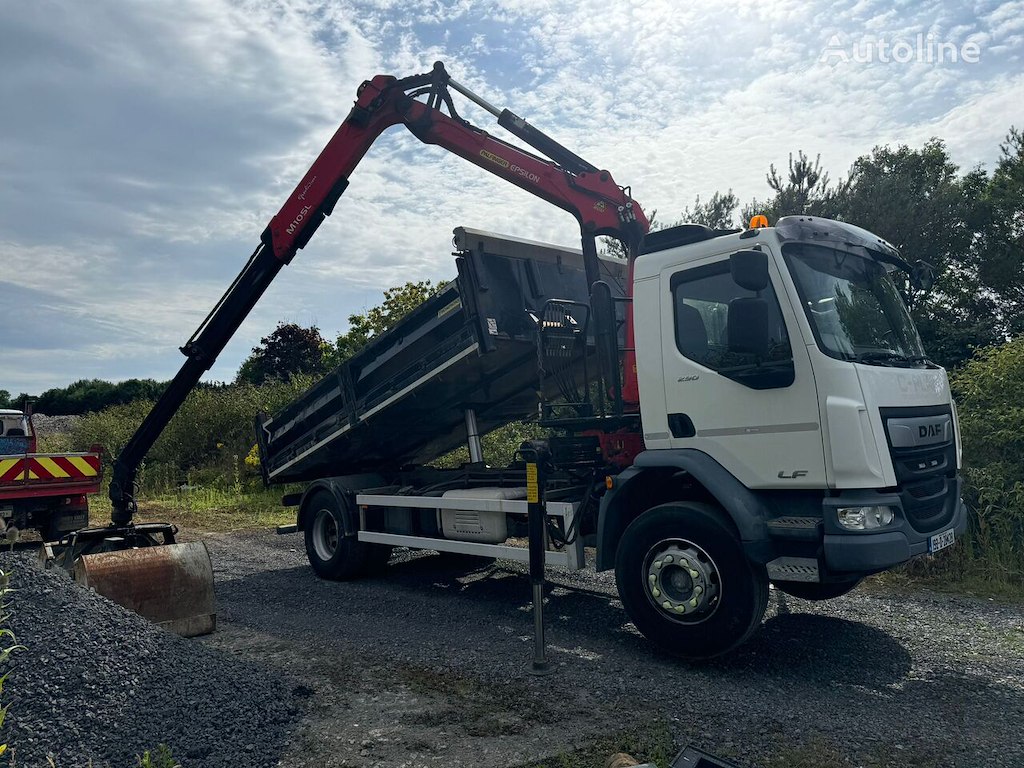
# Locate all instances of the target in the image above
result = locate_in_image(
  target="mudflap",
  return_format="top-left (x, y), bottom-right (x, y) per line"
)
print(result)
top-left (41, 524), bottom-right (216, 637)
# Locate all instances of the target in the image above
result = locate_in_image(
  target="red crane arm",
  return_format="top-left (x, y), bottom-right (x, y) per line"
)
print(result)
top-left (265, 62), bottom-right (648, 264)
top-left (108, 62), bottom-right (647, 525)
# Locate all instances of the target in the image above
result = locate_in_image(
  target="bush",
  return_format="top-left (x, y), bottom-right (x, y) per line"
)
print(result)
top-left (68, 377), bottom-right (317, 491)
top-left (431, 421), bottom-right (548, 469)
top-left (948, 338), bottom-right (1024, 586)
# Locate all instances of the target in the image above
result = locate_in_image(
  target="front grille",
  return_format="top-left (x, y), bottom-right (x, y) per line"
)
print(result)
top-left (880, 406), bottom-right (958, 534)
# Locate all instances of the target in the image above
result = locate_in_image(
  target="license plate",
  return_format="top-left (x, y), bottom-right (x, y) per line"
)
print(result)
top-left (929, 528), bottom-right (955, 554)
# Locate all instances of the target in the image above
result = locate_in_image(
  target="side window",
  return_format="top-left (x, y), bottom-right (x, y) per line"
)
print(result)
top-left (670, 260), bottom-right (794, 389)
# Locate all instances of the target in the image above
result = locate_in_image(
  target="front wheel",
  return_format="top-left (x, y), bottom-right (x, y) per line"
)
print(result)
top-left (303, 490), bottom-right (391, 580)
top-left (615, 503), bottom-right (768, 660)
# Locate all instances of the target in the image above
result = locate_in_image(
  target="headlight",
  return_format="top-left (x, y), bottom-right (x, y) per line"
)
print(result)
top-left (837, 505), bottom-right (895, 531)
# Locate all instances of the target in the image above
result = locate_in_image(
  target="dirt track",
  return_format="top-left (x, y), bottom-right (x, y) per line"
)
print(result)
top-left (200, 529), bottom-right (1024, 768)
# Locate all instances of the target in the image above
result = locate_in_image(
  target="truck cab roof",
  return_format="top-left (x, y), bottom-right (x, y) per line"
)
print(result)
top-left (0, 410), bottom-right (31, 438)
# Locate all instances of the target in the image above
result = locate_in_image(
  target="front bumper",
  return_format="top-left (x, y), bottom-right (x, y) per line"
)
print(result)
top-left (821, 480), bottom-right (967, 574)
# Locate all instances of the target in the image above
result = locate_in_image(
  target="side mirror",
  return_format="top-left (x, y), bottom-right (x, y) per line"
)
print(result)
top-left (730, 249), bottom-right (770, 292)
top-left (910, 260), bottom-right (935, 292)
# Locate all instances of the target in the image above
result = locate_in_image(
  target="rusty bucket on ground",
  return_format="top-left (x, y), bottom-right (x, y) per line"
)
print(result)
top-left (41, 522), bottom-right (217, 638)
top-left (72, 541), bottom-right (216, 637)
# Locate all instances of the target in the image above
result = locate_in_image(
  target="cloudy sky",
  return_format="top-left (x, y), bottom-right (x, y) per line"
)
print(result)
top-left (2, 0), bottom-right (1021, 395)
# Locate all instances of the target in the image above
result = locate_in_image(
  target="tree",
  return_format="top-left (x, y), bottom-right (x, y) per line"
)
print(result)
top-left (599, 210), bottom-right (660, 261)
top-left (0, 391), bottom-right (10, 409)
top-left (977, 127), bottom-right (1024, 335)
top-left (325, 281), bottom-right (444, 367)
top-left (743, 151), bottom-right (840, 222)
top-left (236, 323), bottom-right (327, 385)
top-left (830, 139), bottom-right (998, 366)
top-left (33, 378), bottom-right (167, 415)
top-left (680, 191), bottom-right (740, 230)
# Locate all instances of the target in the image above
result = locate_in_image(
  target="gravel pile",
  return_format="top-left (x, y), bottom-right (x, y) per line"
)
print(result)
top-left (0, 552), bottom-right (302, 767)
top-left (30, 414), bottom-right (81, 437)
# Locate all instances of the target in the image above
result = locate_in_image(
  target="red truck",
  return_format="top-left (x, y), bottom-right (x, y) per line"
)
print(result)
top-left (0, 406), bottom-right (101, 541)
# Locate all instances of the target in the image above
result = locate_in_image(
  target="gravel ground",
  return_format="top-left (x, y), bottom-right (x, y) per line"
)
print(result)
top-left (198, 530), bottom-right (1024, 768)
top-left (0, 551), bottom-right (303, 768)
top-left (3, 531), bottom-right (1021, 767)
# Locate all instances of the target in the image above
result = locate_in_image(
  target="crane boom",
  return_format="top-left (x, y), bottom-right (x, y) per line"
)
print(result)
top-left (108, 60), bottom-right (648, 526)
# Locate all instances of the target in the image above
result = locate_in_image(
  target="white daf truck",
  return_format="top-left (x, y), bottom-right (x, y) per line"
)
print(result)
top-left (259, 217), bottom-right (966, 659)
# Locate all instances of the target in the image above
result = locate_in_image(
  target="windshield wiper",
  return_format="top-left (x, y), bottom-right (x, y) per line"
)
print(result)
top-left (854, 245), bottom-right (935, 291)
top-left (854, 351), bottom-right (934, 367)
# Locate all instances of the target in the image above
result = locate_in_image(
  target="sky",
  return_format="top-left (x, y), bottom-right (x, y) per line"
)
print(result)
top-left (2, 0), bottom-right (1021, 396)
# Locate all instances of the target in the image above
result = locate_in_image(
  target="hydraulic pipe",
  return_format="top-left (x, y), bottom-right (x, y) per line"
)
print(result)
top-left (464, 409), bottom-right (483, 464)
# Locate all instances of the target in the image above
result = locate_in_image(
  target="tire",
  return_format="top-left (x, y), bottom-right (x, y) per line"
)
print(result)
top-left (615, 503), bottom-right (768, 660)
top-left (774, 578), bottom-right (862, 601)
top-left (303, 490), bottom-right (391, 580)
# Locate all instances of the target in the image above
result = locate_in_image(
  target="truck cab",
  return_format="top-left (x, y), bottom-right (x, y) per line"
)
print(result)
top-left (0, 408), bottom-right (33, 454)
top-left (610, 216), bottom-right (964, 584)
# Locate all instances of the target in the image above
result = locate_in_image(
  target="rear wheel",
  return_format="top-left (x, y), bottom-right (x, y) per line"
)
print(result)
top-left (774, 578), bottom-right (862, 601)
top-left (304, 490), bottom-right (391, 580)
top-left (615, 503), bottom-right (768, 660)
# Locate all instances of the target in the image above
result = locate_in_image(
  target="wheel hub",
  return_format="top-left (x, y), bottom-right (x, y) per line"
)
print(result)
top-left (645, 541), bottom-right (720, 622)
top-left (312, 509), bottom-right (339, 561)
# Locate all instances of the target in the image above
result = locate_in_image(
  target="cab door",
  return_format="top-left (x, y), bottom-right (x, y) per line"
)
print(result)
top-left (660, 247), bottom-right (825, 489)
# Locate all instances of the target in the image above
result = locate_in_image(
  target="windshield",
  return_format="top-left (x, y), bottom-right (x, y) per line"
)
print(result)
top-left (783, 242), bottom-right (928, 366)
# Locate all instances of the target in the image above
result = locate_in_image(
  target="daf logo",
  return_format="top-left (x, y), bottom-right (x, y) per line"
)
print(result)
top-left (887, 414), bottom-right (951, 448)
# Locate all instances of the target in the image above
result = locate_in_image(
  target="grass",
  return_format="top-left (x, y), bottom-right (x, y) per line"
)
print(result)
top-left (40, 744), bottom-right (180, 767)
top-left (135, 485), bottom-right (294, 533)
top-left (762, 736), bottom-right (949, 768)
top-left (395, 663), bottom-right (552, 737)
top-left (0, 566), bottom-right (26, 762)
top-left (862, 538), bottom-right (1024, 604)
top-left (762, 738), bottom-right (854, 768)
top-left (518, 720), bottom-right (676, 768)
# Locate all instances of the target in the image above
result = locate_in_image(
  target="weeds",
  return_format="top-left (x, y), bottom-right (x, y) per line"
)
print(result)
top-left (0, 567), bottom-right (26, 759)
top-left (40, 743), bottom-right (179, 767)
top-left (137, 744), bottom-right (179, 768)
top-left (763, 737), bottom-right (853, 768)
top-left (137, 485), bottom-right (296, 533)
top-left (521, 719), bottom-right (675, 768)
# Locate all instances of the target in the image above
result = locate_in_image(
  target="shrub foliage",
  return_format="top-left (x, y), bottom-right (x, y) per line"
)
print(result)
top-left (949, 338), bottom-right (1024, 585)
top-left (69, 378), bottom-right (315, 491)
